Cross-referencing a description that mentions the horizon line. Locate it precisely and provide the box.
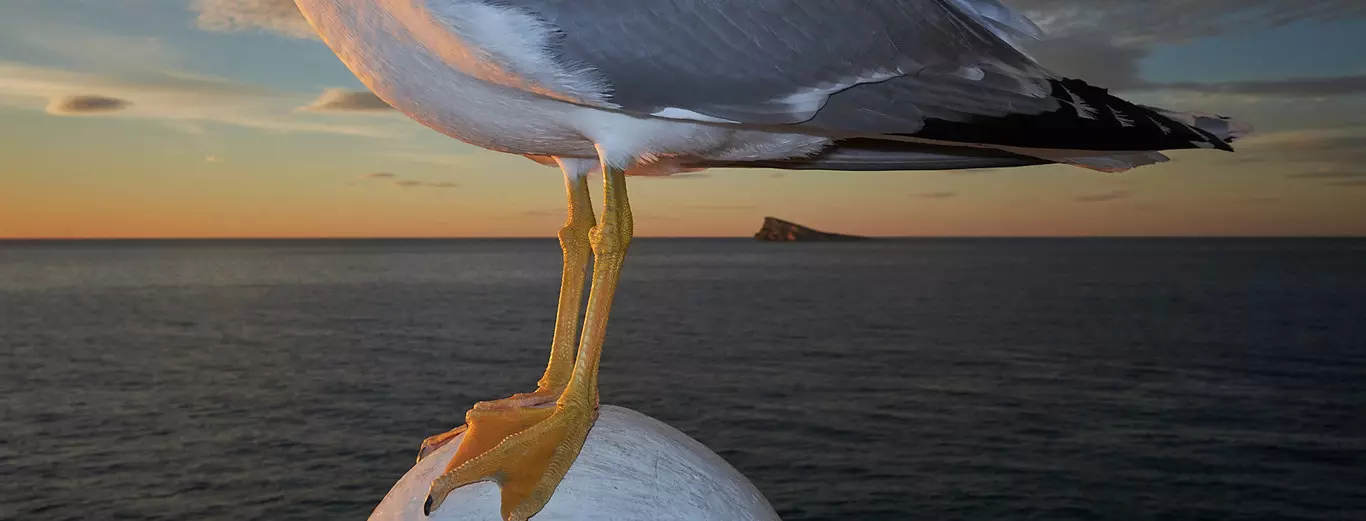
[3,235,1364,241]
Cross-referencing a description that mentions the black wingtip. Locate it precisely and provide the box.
[423,495,434,516]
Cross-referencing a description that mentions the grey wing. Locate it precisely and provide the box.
[488,0,1060,134]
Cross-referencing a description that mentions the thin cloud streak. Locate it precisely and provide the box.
[394,180,458,188]
[0,61,402,137]
[45,94,130,114]
[1141,75,1366,97]
[356,171,457,188]
[297,89,393,112]
[1074,190,1133,203]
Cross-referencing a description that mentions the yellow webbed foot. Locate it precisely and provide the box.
[471,388,563,412]
[417,387,568,463]
[423,401,597,520]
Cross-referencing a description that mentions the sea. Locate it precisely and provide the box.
[2,238,1364,521]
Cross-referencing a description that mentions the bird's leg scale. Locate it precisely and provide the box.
[424,161,633,521]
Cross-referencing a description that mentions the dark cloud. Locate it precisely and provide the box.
[1327,179,1366,187]
[1015,0,1366,43]
[1024,36,1149,90]
[1142,75,1366,97]
[359,172,397,179]
[1074,190,1133,203]
[45,94,130,114]
[1011,1,1366,93]
[917,191,959,199]
[194,0,315,39]
[298,89,392,112]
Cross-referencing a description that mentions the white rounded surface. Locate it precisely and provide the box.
[369,405,780,521]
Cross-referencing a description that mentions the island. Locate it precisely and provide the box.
[753,217,868,242]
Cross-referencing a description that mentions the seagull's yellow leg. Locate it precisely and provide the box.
[417,165,596,462]
[425,161,633,521]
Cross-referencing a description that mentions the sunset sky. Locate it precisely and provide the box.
[2,0,1365,238]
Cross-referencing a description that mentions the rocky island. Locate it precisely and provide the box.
[753,217,868,242]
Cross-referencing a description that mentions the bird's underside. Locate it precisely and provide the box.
[290,1,1251,520]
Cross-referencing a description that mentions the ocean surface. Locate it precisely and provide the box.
[3,238,1364,521]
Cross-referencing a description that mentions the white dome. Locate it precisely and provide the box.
[369,405,780,521]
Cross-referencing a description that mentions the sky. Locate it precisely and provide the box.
[1,0,1365,238]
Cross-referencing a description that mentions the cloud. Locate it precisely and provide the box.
[192,0,316,39]
[917,191,959,199]
[356,171,456,188]
[1141,75,1366,97]
[297,89,393,112]
[45,94,130,114]
[1234,125,1366,174]
[394,180,458,188]
[1327,179,1366,187]
[1023,34,1150,90]
[1238,125,1366,151]
[1012,1,1366,93]
[1016,1,1366,42]
[1074,190,1133,203]
[205,155,224,163]
[0,61,403,137]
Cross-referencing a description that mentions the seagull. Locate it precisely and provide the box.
[291,1,1248,519]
